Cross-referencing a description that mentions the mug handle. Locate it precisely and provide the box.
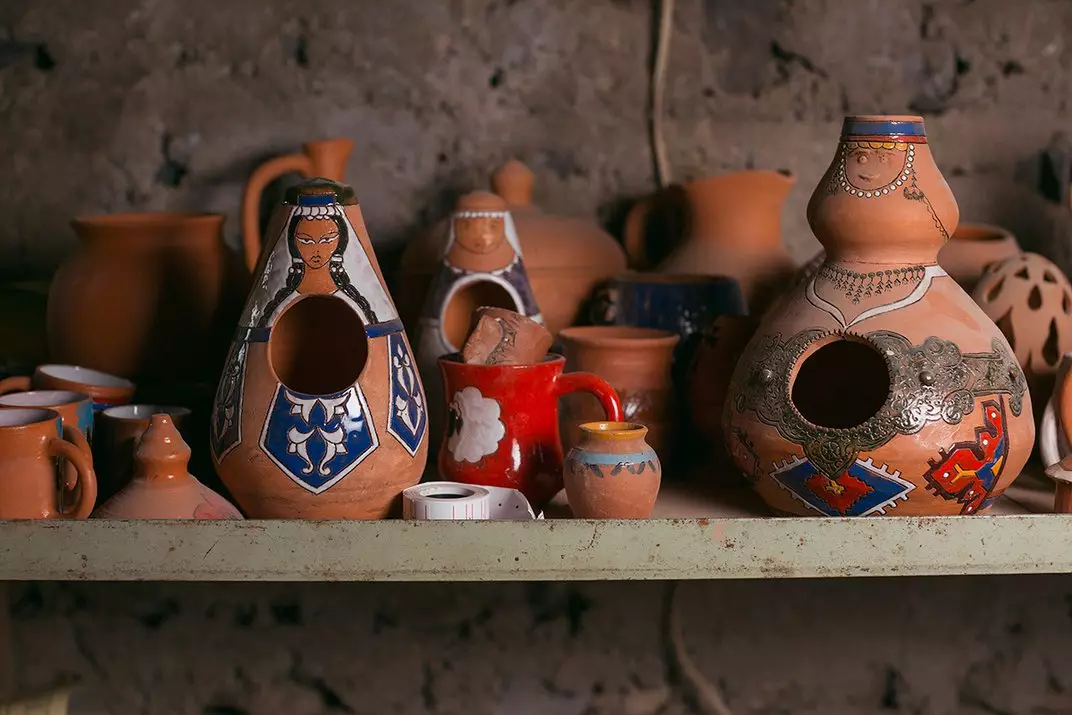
[241,152,312,272]
[554,372,624,422]
[49,425,98,519]
[0,376,31,395]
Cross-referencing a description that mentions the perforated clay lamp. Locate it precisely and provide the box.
[93,414,242,519]
[971,252,1072,415]
[724,115,1034,517]
[212,178,428,519]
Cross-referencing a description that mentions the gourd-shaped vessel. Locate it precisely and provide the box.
[723,116,1034,517]
[211,179,428,518]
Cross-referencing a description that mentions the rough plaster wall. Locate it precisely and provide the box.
[9,577,1072,715]
[3,0,1072,278]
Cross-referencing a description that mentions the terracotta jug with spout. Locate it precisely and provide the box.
[48,213,245,384]
[723,116,1033,517]
[241,138,353,271]
[624,170,796,313]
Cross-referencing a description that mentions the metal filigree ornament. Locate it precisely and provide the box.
[728,329,1026,477]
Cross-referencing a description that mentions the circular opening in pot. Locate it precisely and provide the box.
[271,295,367,395]
[442,280,516,350]
[791,338,890,429]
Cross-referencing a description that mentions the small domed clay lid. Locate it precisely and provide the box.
[492,159,536,207]
[454,191,509,215]
[134,414,192,483]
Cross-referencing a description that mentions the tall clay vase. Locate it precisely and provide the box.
[48,213,245,384]
[937,222,1020,292]
[564,422,661,518]
[623,170,796,313]
[724,115,1034,517]
[211,178,428,519]
[93,414,242,519]
[396,159,627,336]
[558,327,678,460]
[241,138,353,272]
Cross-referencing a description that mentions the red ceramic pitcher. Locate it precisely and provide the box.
[438,354,622,508]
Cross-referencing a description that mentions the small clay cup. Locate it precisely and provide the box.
[0,364,135,411]
[0,407,97,519]
[564,422,661,518]
[0,390,95,444]
[94,404,192,503]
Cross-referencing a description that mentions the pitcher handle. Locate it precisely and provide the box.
[0,376,30,395]
[554,372,623,422]
[49,425,98,519]
[241,152,312,272]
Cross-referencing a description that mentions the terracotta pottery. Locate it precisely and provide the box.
[564,422,661,518]
[93,414,242,519]
[0,390,94,443]
[724,115,1034,517]
[558,326,678,460]
[396,159,627,337]
[416,191,543,449]
[1039,352,1072,468]
[94,404,193,504]
[211,178,428,519]
[48,212,244,383]
[0,364,134,412]
[971,253,1072,415]
[938,222,1021,291]
[623,170,796,313]
[0,407,96,519]
[241,138,353,271]
[461,307,553,366]
[438,354,622,509]
[688,314,760,476]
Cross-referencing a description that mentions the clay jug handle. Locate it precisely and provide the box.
[0,376,31,395]
[49,425,98,519]
[241,152,313,272]
[554,372,624,422]
[622,200,652,270]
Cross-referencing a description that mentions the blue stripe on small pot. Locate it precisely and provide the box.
[840,116,926,138]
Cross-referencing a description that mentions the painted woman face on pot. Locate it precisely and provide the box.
[843,142,908,191]
[454,216,505,255]
[294,218,340,269]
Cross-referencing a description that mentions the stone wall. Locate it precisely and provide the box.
[4,1,1072,713]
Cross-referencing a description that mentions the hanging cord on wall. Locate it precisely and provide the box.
[663,582,735,715]
[650,0,675,188]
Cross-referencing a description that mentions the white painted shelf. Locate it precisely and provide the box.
[0,468,1065,582]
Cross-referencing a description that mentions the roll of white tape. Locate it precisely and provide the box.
[402,481,491,520]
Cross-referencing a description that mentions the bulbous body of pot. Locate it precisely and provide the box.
[211,179,428,519]
[723,116,1034,517]
[564,422,661,518]
[48,213,244,382]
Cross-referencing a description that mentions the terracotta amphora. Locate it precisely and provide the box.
[724,115,1034,517]
[938,222,1020,292]
[971,253,1072,417]
[564,422,661,518]
[623,170,796,313]
[93,413,242,519]
[0,407,97,519]
[48,213,245,384]
[241,138,353,271]
[396,159,627,336]
[211,178,428,519]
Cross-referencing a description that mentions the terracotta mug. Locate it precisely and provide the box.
[438,354,623,508]
[0,390,95,444]
[94,404,192,504]
[0,408,97,518]
[0,364,135,411]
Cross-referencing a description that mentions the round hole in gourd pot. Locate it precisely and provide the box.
[270,294,368,395]
[791,337,890,429]
[442,280,516,349]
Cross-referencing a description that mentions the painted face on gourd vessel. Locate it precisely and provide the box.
[454,215,505,255]
[839,141,911,197]
[293,218,340,269]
